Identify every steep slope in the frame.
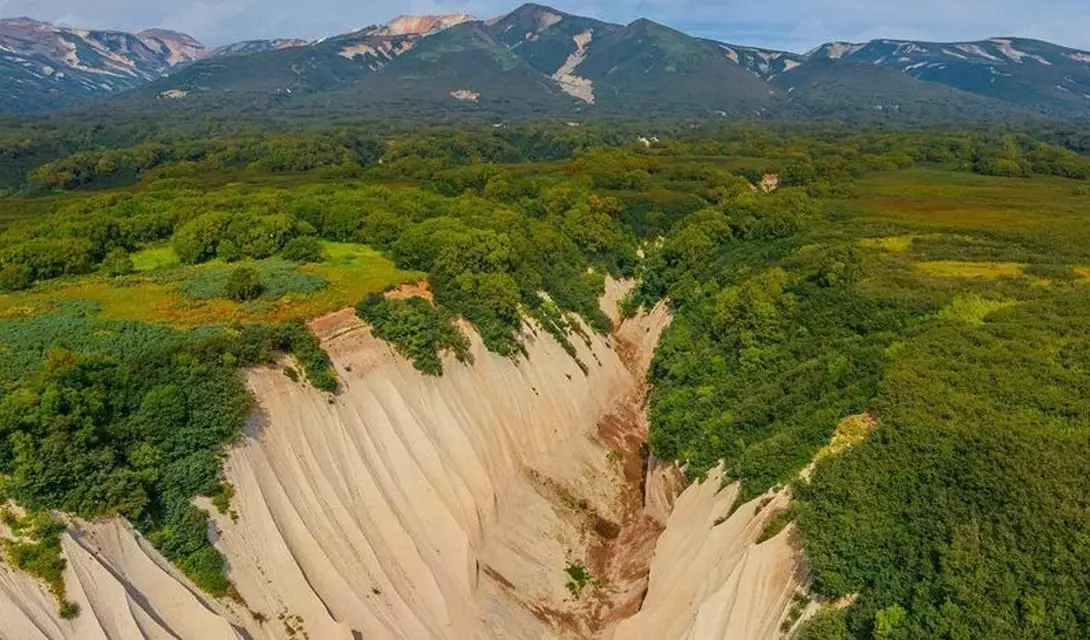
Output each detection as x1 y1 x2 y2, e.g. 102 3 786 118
712 41 805 79
305 21 577 115
613 470 806 639
0 281 814 640
575 19 773 114
808 37 1090 113
0 17 203 111
207 39 308 57
771 58 1026 120
483 4 620 104
0 519 252 639
374 14 475 37
208 288 671 639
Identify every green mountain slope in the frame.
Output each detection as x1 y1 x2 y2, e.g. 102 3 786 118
808 37 1090 114
772 59 1027 121
575 18 773 114
483 3 619 76
302 21 576 116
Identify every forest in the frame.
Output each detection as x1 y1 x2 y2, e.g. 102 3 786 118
0 120 1088 638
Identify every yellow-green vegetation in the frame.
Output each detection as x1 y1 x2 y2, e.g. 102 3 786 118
131 245 180 272
916 260 1025 279
298 243 423 321
938 293 1018 325
858 235 918 253
813 413 878 464
0 244 416 328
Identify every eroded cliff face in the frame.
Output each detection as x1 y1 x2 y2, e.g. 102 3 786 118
207 280 672 639
0 518 248 639
613 475 807 640
0 281 806 639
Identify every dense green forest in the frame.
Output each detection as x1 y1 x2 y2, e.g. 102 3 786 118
0 121 1089 638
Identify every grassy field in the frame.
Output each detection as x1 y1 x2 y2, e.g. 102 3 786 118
854 168 1090 236
0 241 419 327
132 245 181 272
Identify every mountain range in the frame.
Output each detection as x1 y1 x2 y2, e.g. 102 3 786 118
2 3 1090 119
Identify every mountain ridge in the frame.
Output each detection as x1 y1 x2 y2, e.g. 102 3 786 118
3 4 1090 118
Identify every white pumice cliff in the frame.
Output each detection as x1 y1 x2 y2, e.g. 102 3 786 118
0 280 805 639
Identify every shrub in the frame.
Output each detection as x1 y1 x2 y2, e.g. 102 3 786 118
0 263 33 291
225 267 265 302
280 236 326 263
1024 263 1079 282
2 512 76 617
216 239 241 263
102 248 135 277
273 322 339 392
179 259 326 301
355 294 470 375
797 606 850 640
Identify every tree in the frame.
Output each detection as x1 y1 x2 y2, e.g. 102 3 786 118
798 607 850 640
225 267 264 302
173 212 231 264
875 604 907 638
102 248 134 277
280 237 325 263
0 263 32 291
713 267 794 349
216 240 241 263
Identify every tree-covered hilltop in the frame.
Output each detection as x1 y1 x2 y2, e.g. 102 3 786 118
0 123 1088 636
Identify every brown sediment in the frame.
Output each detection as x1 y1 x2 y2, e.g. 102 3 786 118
383 280 433 302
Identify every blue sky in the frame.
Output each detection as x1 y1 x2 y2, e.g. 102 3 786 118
2 0 1089 51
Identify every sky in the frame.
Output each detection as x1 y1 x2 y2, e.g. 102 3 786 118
2 0 1089 52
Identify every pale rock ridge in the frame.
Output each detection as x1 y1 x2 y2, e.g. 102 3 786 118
955 43 1001 61
338 39 414 66
0 519 250 639
613 470 807 640
205 285 672 639
989 37 1052 65
819 42 864 59
0 280 807 640
137 29 204 66
450 88 480 102
553 30 596 104
375 14 474 37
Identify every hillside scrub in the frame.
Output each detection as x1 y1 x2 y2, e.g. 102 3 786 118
355 294 470 375
0 310 339 598
1 510 78 617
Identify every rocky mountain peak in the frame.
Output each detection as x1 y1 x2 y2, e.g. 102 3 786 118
374 14 475 37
